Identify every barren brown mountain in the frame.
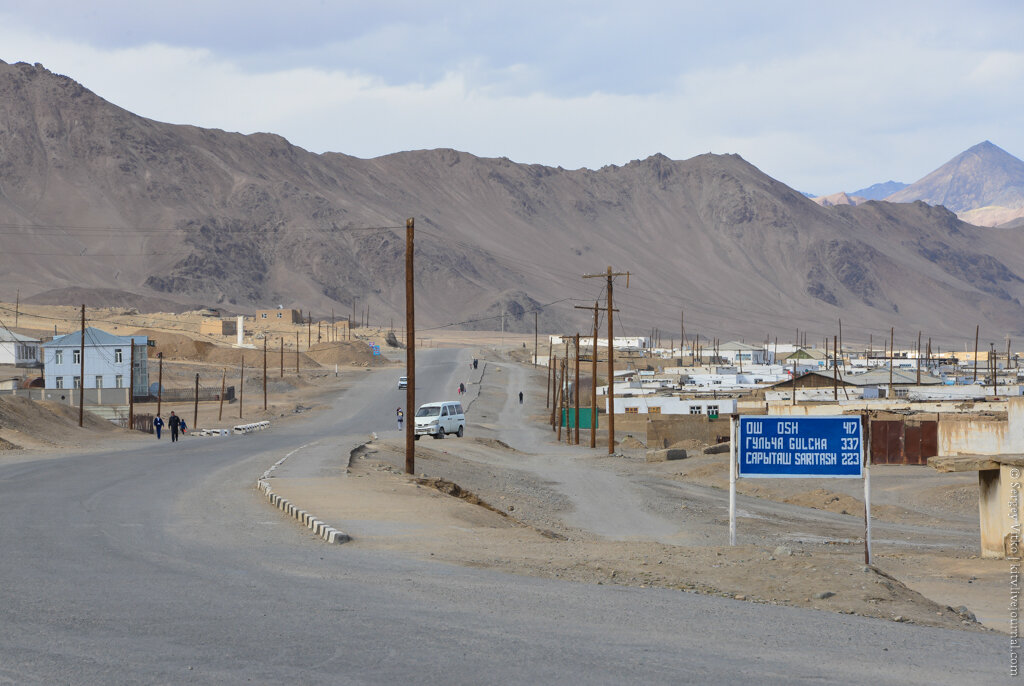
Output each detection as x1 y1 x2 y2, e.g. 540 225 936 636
2 60 1024 343
885 140 1024 227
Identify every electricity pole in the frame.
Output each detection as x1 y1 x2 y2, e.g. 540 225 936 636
405 218 416 475
583 267 629 454
128 341 135 430
79 304 85 428
157 352 164 417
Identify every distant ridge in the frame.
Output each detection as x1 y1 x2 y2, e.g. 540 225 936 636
884 141 1024 225
851 180 906 200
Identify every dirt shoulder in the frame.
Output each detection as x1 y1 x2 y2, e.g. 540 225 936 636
266 347 1002 635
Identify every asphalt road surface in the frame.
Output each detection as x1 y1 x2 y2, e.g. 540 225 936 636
0 349 1006 684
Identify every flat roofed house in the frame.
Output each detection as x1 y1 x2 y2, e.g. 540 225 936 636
0 329 41 367
42 327 149 395
255 308 303 324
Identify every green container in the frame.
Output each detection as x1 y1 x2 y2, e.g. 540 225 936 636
561 408 598 429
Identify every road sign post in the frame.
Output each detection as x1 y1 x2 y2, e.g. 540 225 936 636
730 415 869 560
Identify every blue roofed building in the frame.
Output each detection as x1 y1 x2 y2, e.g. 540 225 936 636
42 328 149 396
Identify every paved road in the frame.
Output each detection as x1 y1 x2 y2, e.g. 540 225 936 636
0 349 1005 684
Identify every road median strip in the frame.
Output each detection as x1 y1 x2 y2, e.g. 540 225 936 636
256 442 351 545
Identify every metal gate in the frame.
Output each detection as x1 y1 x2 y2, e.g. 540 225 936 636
870 419 937 465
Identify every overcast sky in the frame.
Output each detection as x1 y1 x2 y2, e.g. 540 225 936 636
1 1 1022 195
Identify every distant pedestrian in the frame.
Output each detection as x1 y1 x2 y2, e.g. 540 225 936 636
396 407 404 430
168 411 181 442
518 391 523 405
180 417 187 435
459 382 465 395
153 414 164 439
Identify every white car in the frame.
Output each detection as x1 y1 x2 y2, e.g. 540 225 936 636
413 401 465 439
398 376 408 389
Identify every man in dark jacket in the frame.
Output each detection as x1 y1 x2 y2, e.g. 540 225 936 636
153 414 164 439
168 411 181 442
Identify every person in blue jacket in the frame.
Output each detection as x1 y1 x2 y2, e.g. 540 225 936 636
153 414 164 439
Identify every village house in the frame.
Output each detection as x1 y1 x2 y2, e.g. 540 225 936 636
42 327 149 396
256 308 303 324
0 329 41 367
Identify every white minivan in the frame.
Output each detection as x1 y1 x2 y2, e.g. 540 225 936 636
413 401 465 439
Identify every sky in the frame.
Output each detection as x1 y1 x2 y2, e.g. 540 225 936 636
1 1 1022 195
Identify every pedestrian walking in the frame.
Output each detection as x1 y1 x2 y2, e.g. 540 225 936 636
180 417 187 436
396 407 404 430
153 414 164 439
518 391 523 405
168 411 181 442
459 382 465 395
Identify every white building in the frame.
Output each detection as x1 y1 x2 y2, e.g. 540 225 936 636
42 327 149 395
612 396 737 417
0 329 41 367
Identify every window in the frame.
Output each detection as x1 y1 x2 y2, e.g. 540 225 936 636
115 375 124 389
706 405 719 416
55 377 64 389
894 388 909 398
624 407 639 414
95 376 103 388
261 313 268 318
73 349 81 364
648 406 662 414
73 376 81 389
689 406 702 415
276 312 283 318
55 349 63 364
114 348 123 363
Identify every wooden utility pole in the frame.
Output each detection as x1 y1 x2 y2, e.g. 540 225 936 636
295 332 299 375
889 327 895 399
583 267 629 454
156 352 164 417
973 324 980 382
193 372 199 431
574 333 581 445
916 331 922 385
14 289 18 327
557 359 565 442
128 341 135 430
280 337 284 379
263 337 268 411
239 354 244 419
591 302 598 447
78 304 85 427
833 335 838 401
681 310 685 363
307 315 312 348
405 218 416 475
218 369 226 421
839 319 844 371
546 354 552 408
534 311 538 367
549 355 558 427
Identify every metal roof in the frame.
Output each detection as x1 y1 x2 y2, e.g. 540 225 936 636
42 327 147 348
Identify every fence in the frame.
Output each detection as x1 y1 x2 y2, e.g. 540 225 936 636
147 385 235 403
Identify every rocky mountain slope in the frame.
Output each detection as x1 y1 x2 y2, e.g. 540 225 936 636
2 60 1024 343
885 141 1024 227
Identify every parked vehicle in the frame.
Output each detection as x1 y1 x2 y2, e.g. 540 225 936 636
413 401 465 439
398 376 408 389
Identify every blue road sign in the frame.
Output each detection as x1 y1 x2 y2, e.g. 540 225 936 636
738 416 863 478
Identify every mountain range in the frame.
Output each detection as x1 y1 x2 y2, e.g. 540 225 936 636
815 141 1024 228
2 60 1024 345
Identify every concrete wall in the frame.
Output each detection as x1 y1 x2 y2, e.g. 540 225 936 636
938 397 1024 455
646 415 732 449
